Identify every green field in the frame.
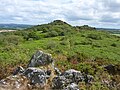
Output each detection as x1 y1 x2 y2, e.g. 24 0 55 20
112 34 120 37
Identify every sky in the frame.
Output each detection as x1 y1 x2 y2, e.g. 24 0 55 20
0 0 120 29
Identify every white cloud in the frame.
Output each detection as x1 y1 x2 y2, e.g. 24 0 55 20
0 0 120 28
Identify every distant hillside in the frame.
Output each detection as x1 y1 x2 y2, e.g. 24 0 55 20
97 28 120 31
0 24 33 30
97 28 120 34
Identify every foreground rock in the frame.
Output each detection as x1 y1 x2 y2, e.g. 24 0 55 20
61 69 84 84
0 75 29 90
28 50 54 67
24 67 47 86
0 50 94 90
52 69 93 89
65 83 79 90
104 64 120 75
23 67 52 86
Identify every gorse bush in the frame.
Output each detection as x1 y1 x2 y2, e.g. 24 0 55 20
0 35 24 45
80 40 92 45
24 31 41 40
46 31 59 37
111 43 117 47
46 41 57 49
87 34 102 40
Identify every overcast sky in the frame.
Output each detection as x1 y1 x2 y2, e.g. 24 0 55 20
0 0 120 28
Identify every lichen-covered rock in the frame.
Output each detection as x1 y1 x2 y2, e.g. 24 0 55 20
52 76 80 89
64 83 80 90
52 76 67 89
61 69 84 84
84 74 94 83
52 69 94 89
52 69 83 89
27 50 54 67
23 67 47 86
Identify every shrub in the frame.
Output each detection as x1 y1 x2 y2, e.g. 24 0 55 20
60 40 69 45
28 32 41 40
81 41 92 45
111 43 117 47
22 31 41 40
87 34 102 40
2 35 24 45
46 41 57 49
92 42 101 47
46 31 58 37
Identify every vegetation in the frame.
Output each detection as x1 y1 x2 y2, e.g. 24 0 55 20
0 20 120 89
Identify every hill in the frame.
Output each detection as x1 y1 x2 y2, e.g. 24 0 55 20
0 20 120 89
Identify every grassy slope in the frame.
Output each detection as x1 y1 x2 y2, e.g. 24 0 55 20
0 30 120 66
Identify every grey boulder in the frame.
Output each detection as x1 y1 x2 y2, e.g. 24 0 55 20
23 67 47 86
61 69 84 84
27 50 53 67
52 76 67 89
52 69 84 89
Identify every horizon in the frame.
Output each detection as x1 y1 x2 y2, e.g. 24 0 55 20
0 20 120 30
0 0 120 29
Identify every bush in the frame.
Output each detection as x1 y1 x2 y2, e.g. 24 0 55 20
80 40 92 45
46 41 57 49
92 42 101 47
60 40 69 45
87 34 102 40
24 31 41 40
2 35 24 45
46 31 58 37
76 63 94 75
111 43 117 47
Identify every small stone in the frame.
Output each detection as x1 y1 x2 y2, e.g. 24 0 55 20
64 83 80 90
54 67 61 75
13 66 24 75
104 64 115 74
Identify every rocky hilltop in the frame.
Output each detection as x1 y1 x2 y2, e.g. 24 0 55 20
0 50 94 90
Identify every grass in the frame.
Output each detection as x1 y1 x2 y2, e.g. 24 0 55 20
0 30 120 67
0 20 120 89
